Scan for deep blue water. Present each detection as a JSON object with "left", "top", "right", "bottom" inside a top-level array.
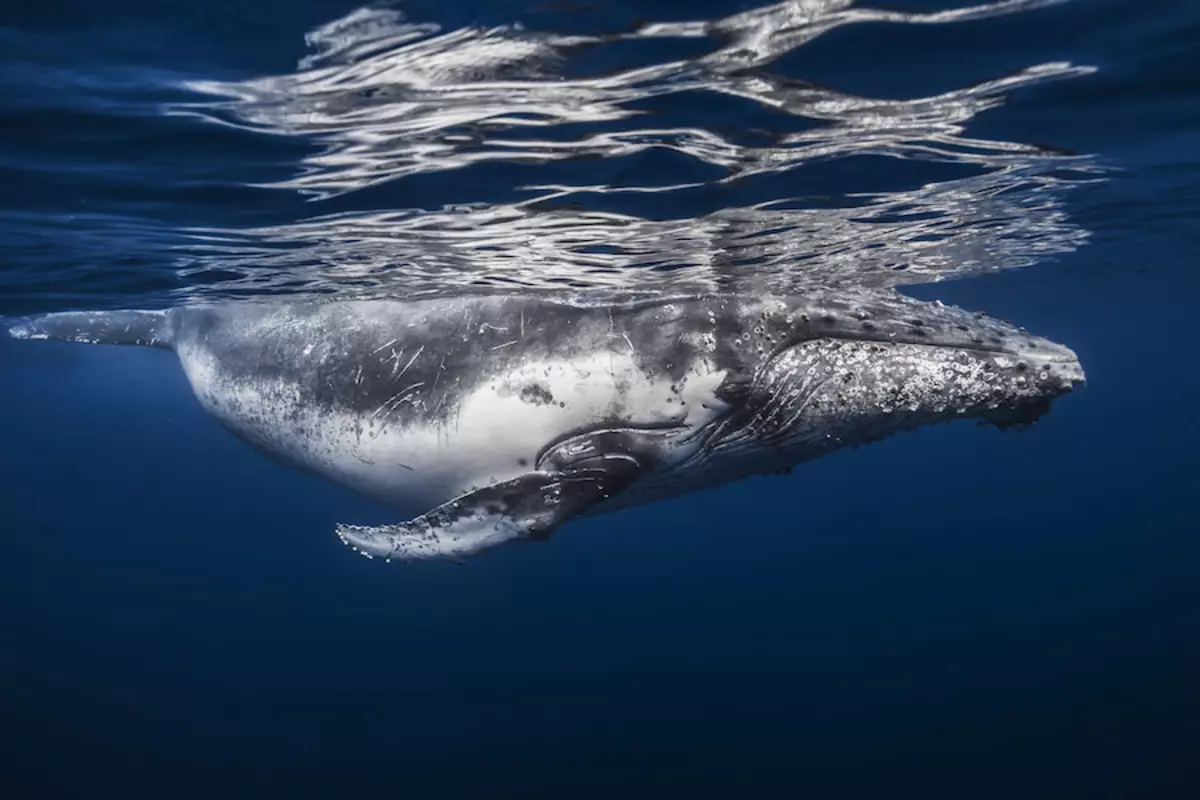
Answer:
[{"left": 2, "top": 0, "right": 1198, "bottom": 797}]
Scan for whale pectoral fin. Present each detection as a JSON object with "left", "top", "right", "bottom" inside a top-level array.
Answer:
[{"left": 336, "top": 458, "right": 643, "bottom": 563}]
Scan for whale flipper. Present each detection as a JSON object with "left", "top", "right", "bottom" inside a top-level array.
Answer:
[
  {"left": 336, "top": 460, "right": 644, "bottom": 562},
  {"left": 7, "top": 309, "right": 174, "bottom": 349}
]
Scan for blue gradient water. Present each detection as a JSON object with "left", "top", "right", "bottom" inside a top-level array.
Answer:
[{"left": 2, "top": 1, "right": 1197, "bottom": 797}]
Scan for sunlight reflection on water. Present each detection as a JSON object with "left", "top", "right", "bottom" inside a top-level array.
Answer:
[{"left": 168, "top": 0, "right": 1104, "bottom": 302}]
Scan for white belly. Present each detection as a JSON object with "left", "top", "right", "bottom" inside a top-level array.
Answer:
[{"left": 179, "top": 345, "right": 729, "bottom": 515}]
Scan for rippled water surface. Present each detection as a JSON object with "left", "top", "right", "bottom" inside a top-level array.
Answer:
[
  {"left": 3, "top": 0, "right": 1199, "bottom": 797},
  {"left": 1, "top": 0, "right": 1147, "bottom": 311}
]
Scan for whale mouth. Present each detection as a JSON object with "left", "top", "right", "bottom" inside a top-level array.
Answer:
[
  {"left": 810, "top": 321, "right": 1085, "bottom": 372},
  {"left": 803, "top": 329, "right": 1087, "bottom": 391}
]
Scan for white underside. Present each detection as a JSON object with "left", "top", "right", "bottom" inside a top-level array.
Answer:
[{"left": 177, "top": 343, "right": 730, "bottom": 517}]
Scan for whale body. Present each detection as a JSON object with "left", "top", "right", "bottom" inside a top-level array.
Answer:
[{"left": 8, "top": 289, "right": 1085, "bottom": 562}]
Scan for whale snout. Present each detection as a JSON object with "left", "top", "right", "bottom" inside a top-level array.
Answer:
[
  {"left": 997, "top": 332, "right": 1085, "bottom": 385},
  {"left": 1036, "top": 353, "right": 1086, "bottom": 396},
  {"left": 968, "top": 335, "right": 1084, "bottom": 429},
  {"left": 980, "top": 315, "right": 1085, "bottom": 397}
]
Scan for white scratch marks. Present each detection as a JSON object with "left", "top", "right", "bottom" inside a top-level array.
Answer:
[
  {"left": 431, "top": 354, "right": 446, "bottom": 395},
  {"left": 371, "top": 381, "right": 426, "bottom": 420},
  {"left": 370, "top": 338, "right": 399, "bottom": 356},
  {"left": 492, "top": 339, "right": 519, "bottom": 350},
  {"left": 388, "top": 347, "right": 406, "bottom": 376},
  {"left": 397, "top": 345, "right": 424, "bottom": 380}
]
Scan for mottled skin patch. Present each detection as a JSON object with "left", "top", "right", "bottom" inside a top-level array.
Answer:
[{"left": 519, "top": 382, "right": 555, "bottom": 406}]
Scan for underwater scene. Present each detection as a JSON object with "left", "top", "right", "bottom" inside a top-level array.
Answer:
[{"left": 1, "top": 0, "right": 1197, "bottom": 796}]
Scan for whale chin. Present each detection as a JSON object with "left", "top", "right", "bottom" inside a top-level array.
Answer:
[{"left": 980, "top": 394, "right": 1059, "bottom": 431}]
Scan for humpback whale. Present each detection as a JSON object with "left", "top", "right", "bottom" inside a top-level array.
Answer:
[{"left": 8, "top": 290, "right": 1084, "bottom": 562}]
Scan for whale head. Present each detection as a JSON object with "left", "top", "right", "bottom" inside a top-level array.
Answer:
[{"left": 704, "top": 290, "right": 1084, "bottom": 461}]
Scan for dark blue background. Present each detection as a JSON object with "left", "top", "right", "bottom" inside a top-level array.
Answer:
[{"left": 2, "top": 0, "right": 1198, "bottom": 797}]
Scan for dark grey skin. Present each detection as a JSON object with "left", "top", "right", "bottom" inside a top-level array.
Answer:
[{"left": 8, "top": 289, "right": 1085, "bottom": 562}]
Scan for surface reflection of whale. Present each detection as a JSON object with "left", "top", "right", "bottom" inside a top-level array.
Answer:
[{"left": 9, "top": 289, "right": 1084, "bottom": 563}]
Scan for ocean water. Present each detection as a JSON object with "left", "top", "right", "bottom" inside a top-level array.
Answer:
[{"left": 1, "top": 0, "right": 1197, "bottom": 796}]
